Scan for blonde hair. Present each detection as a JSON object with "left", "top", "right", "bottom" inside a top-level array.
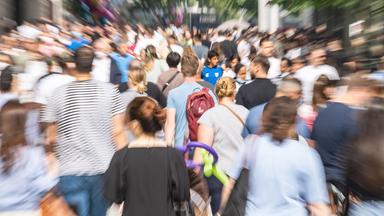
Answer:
[
  {"left": 215, "top": 77, "right": 236, "bottom": 98},
  {"left": 128, "top": 68, "right": 147, "bottom": 94}
]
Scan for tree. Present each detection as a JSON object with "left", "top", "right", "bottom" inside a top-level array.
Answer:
[{"left": 270, "top": 0, "right": 360, "bottom": 12}]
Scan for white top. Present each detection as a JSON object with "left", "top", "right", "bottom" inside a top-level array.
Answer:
[
  {"left": 169, "top": 44, "right": 184, "bottom": 56},
  {"left": 34, "top": 74, "right": 75, "bottom": 105},
  {"left": 295, "top": 64, "right": 339, "bottom": 104},
  {"left": 267, "top": 57, "right": 281, "bottom": 79},
  {"left": 92, "top": 57, "right": 112, "bottom": 83}
]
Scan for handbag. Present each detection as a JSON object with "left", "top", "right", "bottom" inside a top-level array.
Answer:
[{"left": 40, "top": 190, "right": 76, "bottom": 216}]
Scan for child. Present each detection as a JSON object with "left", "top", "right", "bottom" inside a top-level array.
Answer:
[
  {"left": 201, "top": 50, "right": 223, "bottom": 86},
  {"left": 234, "top": 63, "right": 250, "bottom": 91}
]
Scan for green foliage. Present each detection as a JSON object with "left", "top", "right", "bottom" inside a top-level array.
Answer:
[{"left": 270, "top": 0, "right": 360, "bottom": 12}]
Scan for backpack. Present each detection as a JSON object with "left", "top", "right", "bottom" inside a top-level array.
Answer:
[{"left": 186, "top": 88, "right": 215, "bottom": 142}]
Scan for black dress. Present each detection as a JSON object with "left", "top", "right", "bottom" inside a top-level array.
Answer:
[{"left": 104, "top": 147, "right": 190, "bottom": 216}]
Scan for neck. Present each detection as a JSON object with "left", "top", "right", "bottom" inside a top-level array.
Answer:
[
  {"left": 75, "top": 72, "right": 92, "bottom": 81},
  {"left": 255, "top": 73, "right": 267, "bottom": 79},
  {"left": 219, "top": 97, "right": 234, "bottom": 105},
  {"left": 184, "top": 76, "right": 196, "bottom": 83}
]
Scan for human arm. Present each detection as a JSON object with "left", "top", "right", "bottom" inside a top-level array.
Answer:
[
  {"left": 193, "top": 123, "right": 214, "bottom": 165},
  {"left": 165, "top": 108, "right": 176, "bottom": 146},
  {"left": 112, "top": 113, "right": 127, "bottom": 150}
]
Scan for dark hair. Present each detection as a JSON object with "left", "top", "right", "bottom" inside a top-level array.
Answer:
[
  {"left": 251, "top": 56, "right": 270, "bottom": 72},
  {"left": 207, "top": 49, "right": 219, "bottom": 60},
  {"left": 347, "top": 97, "right": 384, "bottom": 196},
  {"left": 144, "top": 45, "right": 158, "bottom": 59},
  {"left": 261, "top": 97, "right": 298, "bottom": 142},
  {"left": 74, "top": 46, "right": 95, "bottom": 73},
  {"left": 281, "top": 57, "right": 292, "bottom": 67},
  {"left": 166, "top": 52, "right": 181, "bottom": 68},
  {"left": 0, "top": 66, "right": 14, "bottom": 92},
  {"left": 312, "top": 75, "right": 331, "bottom": 108},
  {"left": 0, "top": 100, "right": 27, "bottom": 173},
  {"left": 229, "top": 54, "right": 241, "bottom": 63},
  {"left": 259, "top": 37, "right": 272, "bottom": 47},
  {"left": 125, "top": 97, "right": 164, "bottom": 135},
  {"left": 234, "top": 63, "right": 245, "bottom": 75}
]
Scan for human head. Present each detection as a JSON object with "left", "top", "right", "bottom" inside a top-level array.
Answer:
[
  {"left": 0, "top": 100, "right": 27, "bottom": 173},
  {"left": 193, "top": 34, "right": 202, "bottom": 44},
  {"left": 143, "top": 45, "right": 158, "bottom": 60},
  {"left": 125, "top": 96, "right": 164, "bottom": 136},
  {"left": 261, "top": 96, "right": 298, "bottom": 142},
  {"left": 312, "top": 75, "right": 336, "bottom": 107},
  {"left": 229, "top": 54, "right": 241, "bottom": 70},
  {"left": 249, "top": 56, "right": 270, "bottom": 79},
  {"left": 276, "top": 77, "right": 302, "bottom": 101},
  {"left": 215, "top": 77, "right": 236, "bottom": 99},
  {"left": 206, "top": 50, "right": 219, "bottom": 67},
  {"left": 74, "top": 46, "right": 95, "bottom": 73},
  {"left": 347, "top": 97, "right": 384, "bottom": 196},
  {"left": 181, "top": 47, "right": 199, "bottom": 77},
  {"left": 234, "top": 63, "right": 247, "bottom": 81},
  {"left": 93, "top": 38, "right": 111, "bottom": 54},
  {"left": 341, "top": 73, "right": 378, "bottom": 106},
  {"left": 309, "top": 46, "right": 327, "bottom": 66},
  {"left": 166, "top": 52, "right": 181, "bottom": 68},
  {"left": 291, "top": 57, "right": 306, "bottom": 73},
  {"left": 280, "top": 57, "right": 292, "bottom": 73},
  {"left": 128, "top": 68, "right": 147, "bottom": 94},
  {"left": 0, "top": 66, "right": 16, "bottom": 93},
  {"left": 259, "top": 37, "right": 274, "bottom": 57}
]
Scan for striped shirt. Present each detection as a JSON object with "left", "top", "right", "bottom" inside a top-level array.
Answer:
[{"left": 41, "top": 80, "right": 124, "bottom": 176}]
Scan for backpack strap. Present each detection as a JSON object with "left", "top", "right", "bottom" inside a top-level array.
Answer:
[
  {"left": 162, "top": 71, "right": 180, "bottom": 93},
  {"left": 221, "top": 104, "right": 252, "bottom": 134}
]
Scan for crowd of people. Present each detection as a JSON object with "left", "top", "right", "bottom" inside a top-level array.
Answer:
[{"left": 0, "top": 18, "right": 384, "bottom": 216}]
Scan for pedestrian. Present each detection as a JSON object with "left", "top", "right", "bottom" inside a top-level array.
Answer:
[
  {"left": 142, "top": 45, "right": 168, "bottom": 83},
  {"left": 258, "top": 37, "right": 281, "bottom": 79},
  {"left": 41, "top": 46, "right": 126, "bottom": 216},
  {"left": 236, "top": 56, "right": 276, "bottom": 109},
  {"left": 157, "top": 52, "right": 184, "bottom": 97},
  {"left": 196, "top": 77, "right": 248, "bottom": 214},
  {"left": 220, "top": 96, "right": 330, "bottom": 216},
  {"left": 104, "top": 96, "right": 190, "bottom": 216},
  {"left": 201, "top": 50, "right": 224, "bottom": 86}
]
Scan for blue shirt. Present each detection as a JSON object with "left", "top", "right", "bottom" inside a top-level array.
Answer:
[
  {"left": 0, "top": 146, "right": 57, "bottom": 211},
  {"left": 66, "top": 38, "right": 91, "bottom": 52},
  {"left": 167, "top": 82, "right": 217, "bottom": 147},
  {"left": 228, "top": 135, "right": 329, "bottom": 216},
  {"left": 201, "top": 66, "right": 223, "bottom": 86},
  {"left": 242, "top": 103, "right": 310, "bottom": 139},
  {"left": 110, "top": 52, "right": 134, "bottom": 83}
]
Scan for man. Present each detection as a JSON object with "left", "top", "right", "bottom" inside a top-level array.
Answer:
[
  {"left": 168, "top": 34, "right": 184, "bottom": 56},
  {"left": 92, "top": 38, "right": 121, "bottom": 85},
  {"left": 42, "top": 47, "right": 126, "bottom": 216},
  {"left": 242, "top": 78, "right": 310, "bottom": 140},
  {"left": 165, "top": 50, "right": 216, "bottom": 147},
  {"left": 192, "top": 34, "right": 209, "bottom": 61},
  {"left": 236, "top": 56, "right": 276, "bottom": 109},
  {"left": 258, "top": 37, "right": 281, "bottom": 79},
  {"left": 110, "top": 43, "right": 134, "bottom": 83},
  {"left": 295, "top": 46, "right": 340, "bottom": 104},
  {"left": 157, "top": 52, "right": 184, "bottom": 97},
  {"left": 311, "top": 75, "right": 377, "bottom": 195}
]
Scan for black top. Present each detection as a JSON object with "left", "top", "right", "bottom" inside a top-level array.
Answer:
[
  {"left": 104, "top": 147, "right": 190, "bottom": 216},
  {"left": 119, "top": 82, "right": 167, "bottom": 108},
  {"left": 311, "top": 102, "right": 358, "bottom": 183},
  {"left": 235, "top": 78, "right": 276, "bottom": 109}
]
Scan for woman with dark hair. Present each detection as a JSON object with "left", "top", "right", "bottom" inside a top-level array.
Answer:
[
  {"left": 104, "top": 96, "right": 190, "bottom": 216},
  {"left": 0, "top": 100, "right": 57, "bottom": 214},
  {"left": 219, "top": 97, "right": 330, "bottom": 216},
  {"left": 142, "top": 45, "right": 168, "bottom": 83},
  {"left": 233, "top": 63, "right": 250, "bottom": 91},
  {"left": 347, "top": 97, "right": 384, "bottom": 215}
]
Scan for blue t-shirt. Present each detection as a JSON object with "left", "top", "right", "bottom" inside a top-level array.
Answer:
[
  {"left": 228, "top": 135, "right": 329, "bottom": 216},
  {"left": 66, "top": 38, "right": 91, "bottom": 52},
  {"left": 201, "top": 66, "right": 223, "bottom": 86},
  {"left": 242, "top": 102, "right": 310, "bottom": 139},
  {"left": 167, "top": 82, "right": 217, "bottom": 147},
  {"left": 311, "top": 102, "right": 359, "bottom": 183},
  {"left": 110, "top": 52, "right": 134, "bottom": 83}
]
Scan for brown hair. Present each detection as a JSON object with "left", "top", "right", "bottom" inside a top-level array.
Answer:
[
  {"left": 125, "top": 97, "right": 165, "bottom": 135},
  {"left": 261, "top": 97, "right": 297, "bottom": 142},
  {"left": 0, "top": 100, "right": 27, "bottom": 173},
  {"left": 312, "top": 75, "right": 331, "bottom": 108},
  {"left": 181, "top": 46, "right": 199, "bottom": 77},
  {"left": 215, "top": 77, "right": 236, "bottom": 98},
  {"left": 251, "top": 56, "right": 270, "bottom": 73}
]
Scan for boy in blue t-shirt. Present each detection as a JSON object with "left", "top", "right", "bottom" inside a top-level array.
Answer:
[{"left": 201, "top": 50, "right": 223, "bottom": 86}]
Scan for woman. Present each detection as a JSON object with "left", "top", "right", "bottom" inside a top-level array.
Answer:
[
  {"left": 220, "top": 96, "right": 330, "bottom": 216},
  {"left": 142, "top": 45, "right": 168, "bottom": 83},
  {"left": 0, "top": 100, "right": 57, "bottom": 214},
  {"left": 104, "top": 96, "right": 190, "bottom": 216},
  {"left": 347, "top": 97, "right": 384, "bottom": 215},
  {"left": 234, "top": 63, "right": 250, "bottom": 91},
  {"left": 197, "top": 77, "right": 249, "bottom": 214}
]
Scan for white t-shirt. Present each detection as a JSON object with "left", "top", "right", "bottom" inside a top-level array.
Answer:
[
  {"left": 295, "top": 64, "right": 339, "bottom": 104},
  {"left": 169, "top": 44, "right": 184, "bottom": 56},
  {"left": 267, "top": 57, "right": 281, "bottom": 79},
  {"left": 34, "top": 74, "right": 75, "bottom": 105},
  {"left": 92, "top": 57, "right": 112, "bottom": 83}
]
